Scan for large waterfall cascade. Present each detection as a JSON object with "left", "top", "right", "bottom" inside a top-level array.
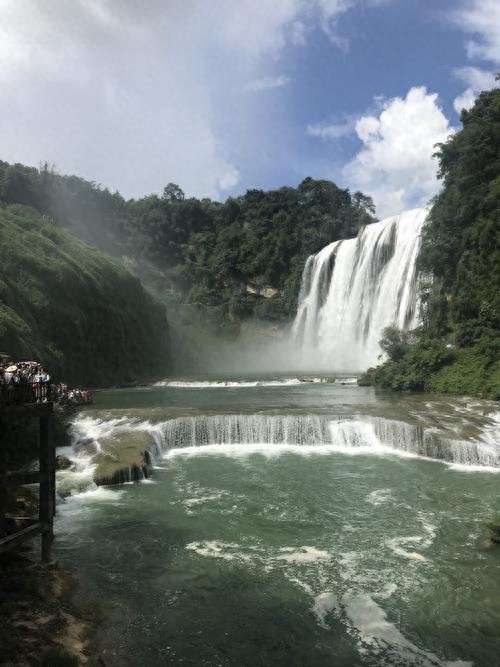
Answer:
[{"left": 293, "top": 208, "right": 429, "bottom": 371}]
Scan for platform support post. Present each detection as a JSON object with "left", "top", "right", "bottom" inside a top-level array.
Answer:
[{"left": 39, "top": 413, "right": 54, "bottom": 562}]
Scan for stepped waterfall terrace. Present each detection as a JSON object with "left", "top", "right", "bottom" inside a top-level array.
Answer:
[
  {"left": 52, "top": 381, "right": 500, "bottom": 666},
  {"left": 66, "top": 406, "right": 500, "bottom": 487}
]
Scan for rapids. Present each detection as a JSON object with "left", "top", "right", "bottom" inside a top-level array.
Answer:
[{"left": 54, "top": 381, "right": 500, "bottom": 665}]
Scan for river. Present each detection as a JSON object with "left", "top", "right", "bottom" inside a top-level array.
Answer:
[{"left": 54, "top": 376, "right": 500, "bottom": 666}]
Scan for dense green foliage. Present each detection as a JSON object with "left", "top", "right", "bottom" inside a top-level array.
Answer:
[
  {"left": 364, "top": 87, "right": 500, "bottom": 398},
  {"left": 126, "top": 180, "right": 375, "bottom": 321},
  {"left": 0, "top": 161, "right": 376, "bottom": 323},
  {"left": 361, "top": 327, "right": 458, "bottom": 391},
  {"left": 0, "top": 204, "right": 169, "bottom": 386}
]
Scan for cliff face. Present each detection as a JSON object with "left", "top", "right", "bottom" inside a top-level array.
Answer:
[{"left": 0, "top": 204, "right": 170, "bottom": 386}]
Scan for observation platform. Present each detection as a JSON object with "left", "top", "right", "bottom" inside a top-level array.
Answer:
[{"left": 0, "top": 382, "right": 55, "bottom": 561}]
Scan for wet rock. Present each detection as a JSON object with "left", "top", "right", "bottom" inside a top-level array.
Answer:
[
  {"left": 92, "top": 431, "right": 155, "bottom": 487},
  {"left": 95, "top": 463, "right": 151, "bottom": 486},
  {"left": 56, "top": 454, "right": 73, "bottom": 471}
]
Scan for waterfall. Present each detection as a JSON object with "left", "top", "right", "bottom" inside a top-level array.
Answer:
[
  {"left": 293, "top": 208, "right": 429, "bottom": 371},
  {"left": 151, "top": 414, "right": 499, "bottom": 469},
  {"left": 61, "top": 412, "right": 500, "bottom": 494}
]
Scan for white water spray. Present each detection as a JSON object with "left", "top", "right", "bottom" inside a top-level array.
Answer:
[
  {"left": 293, "top": 208, "right": 428, "bottom": 371},
  {"left": 60, "top": 408, "right": 500, "bottom": 498}
]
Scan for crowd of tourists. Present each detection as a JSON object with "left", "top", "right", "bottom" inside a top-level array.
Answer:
[
  {"left": 56, "top": 384, "right": 92, "bottom": 406},
  {"left": 0, "top": 358, "right": 92, "bottom": 406}
]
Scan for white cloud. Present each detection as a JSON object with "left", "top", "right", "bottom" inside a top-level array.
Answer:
[
  {"left": 343, "top": 87, "right": 455, "bottom": 218},
  {"left": 243, "top": 75, "right": 291, "bottom": 93},
  {"left": 217, "top": 164, "right": 241, "bottom": 191},
  {"left": 306, "top": 117, "right": 356, "bottom": 139},
  {"left": 452, "top": 0, "right": 500, "bottom": 64},
  {"left": 290, "top": 20, "right": 307, "bottom": 45},
  {"left": 455, "top": 65, "right": 498, "bottom": 90},
  {"left": 0, "top": 0, "right": 379, "bottom": 200},
  {"left": 313, "top": 0, "right": 353, "bottom": 49},
  {"left": 312, "top": 0, "right": 392, "bottom": 47},
  {"left": 453, "top": 89, "right": 477, "bottom": 114},
  {"left": 452, "top": 66, "right": 498, "bottom": 114}
]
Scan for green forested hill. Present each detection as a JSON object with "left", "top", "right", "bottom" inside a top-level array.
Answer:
[
  {"left": 0, "top": 205, "right": 169, "bottom": 386},
  {"left": 0, "top": 161, "right": 376, "bottom": 323},
  {"left": 364, "top": 86, "right": 500, "bottom": 399},
  {"left": 0, "top": 160, "right": 376, "bottom": 369},
  {"left": 124, "top": 180, "right": 376, "bottom": 322}
]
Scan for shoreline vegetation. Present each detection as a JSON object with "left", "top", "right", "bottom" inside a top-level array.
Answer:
[{"left": 360, "top": 86, "right": 500, "bottom": 401}]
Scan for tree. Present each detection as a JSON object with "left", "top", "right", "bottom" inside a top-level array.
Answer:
[
  {"left": 162, "top": 183, "right": 185, "bottom": 202},
  {"left": 379, "top": 326, "right": 411, "bottom": 362}
]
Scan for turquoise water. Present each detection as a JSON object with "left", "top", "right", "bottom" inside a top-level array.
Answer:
[{"left": 54, "top": 381, "right": 500, "bottom": 666}]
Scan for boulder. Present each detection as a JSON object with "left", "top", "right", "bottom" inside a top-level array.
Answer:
[
  {"left": 92, "top": 431, "right": 155, "bottom": 486},
  {"left": 55, "top": 454, "right": 73, "bottom": 471}
]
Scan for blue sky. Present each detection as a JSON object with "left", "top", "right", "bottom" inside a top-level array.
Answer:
[{"left": 0, "top": 0, "right": 499, "bottom": 217}]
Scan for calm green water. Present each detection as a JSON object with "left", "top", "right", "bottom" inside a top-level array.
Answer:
[{"left": 54, "top": 380, "right": 500, "bottom": 666}]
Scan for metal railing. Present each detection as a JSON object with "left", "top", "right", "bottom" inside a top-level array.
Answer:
[{"left": 0, "top": 382, "right": 52, "bottom": 407}]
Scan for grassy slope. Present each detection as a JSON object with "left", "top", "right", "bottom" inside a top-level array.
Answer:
[{"left": 0, "top": 204, "right": 169, "bottom": 386}]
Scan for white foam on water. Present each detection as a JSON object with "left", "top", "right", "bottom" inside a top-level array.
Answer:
[
  {"left": 386, "top": 536, "right": 428, "bottom": 562},
  {"left": 183, "top": 493, "right": 225, "bottom": 507},
  {"left": 342, "top": 593, "right": 472, "bottom": 667},
  {"left": 66, "top": 486, "right": 125, "bottom": 502},
  {"left": 182, "top": 492, "right": 228, "bottom": 514},
  {"left": 375, "top": 583, "right": 398, "bottom": 600},
  {"left": 70, "top": 415, "right": 138, "bottom": 451},
  {"left": 185, "top": 541, "right": 252, "bottom": 562},
  {"left": 181, "top": 532, "right": 470, "bottom": 667},
  {"left": 419, "top": 513, "right": 437, "bottom": 540},
  {"left": 386, "top": 514, "right": 436, "bottom": 562},
  {"left": 345, "top": 592, "right": 409, "bottom": 647},
  {"left": 312, "top": 592, "right": 339, "bottom": 628},
  {"left": 163, "top": 441, "right": 417, "bottom": 461},
  {"left": 154, "top": 378, "right": 328, "bottom": 388},
  {"left": 366, "top": 488, "right": 393, "bottom": 506},
  {"left": 337, "top": 551, "right": 363, "bottom": 587},
  {"left": 447, "top": 462, "right": 500, "bottom": 474},
  {"left": 57, "top": 470, "right": 97, "bottom": 497},
  {"left": 277, "top": 546, "right": 331, "bottom": 564}
]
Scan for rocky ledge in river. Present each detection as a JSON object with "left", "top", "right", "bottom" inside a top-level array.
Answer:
[{"left": 91, "top": 430, "right": 155, "bottom": 487}]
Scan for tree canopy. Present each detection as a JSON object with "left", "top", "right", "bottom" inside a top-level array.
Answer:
[
  {"left": 0, "top": 161, "right": 376, "bottom": 323},
  {"left": 363, "top": 86, "right": 500, "bottom": 399}
]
